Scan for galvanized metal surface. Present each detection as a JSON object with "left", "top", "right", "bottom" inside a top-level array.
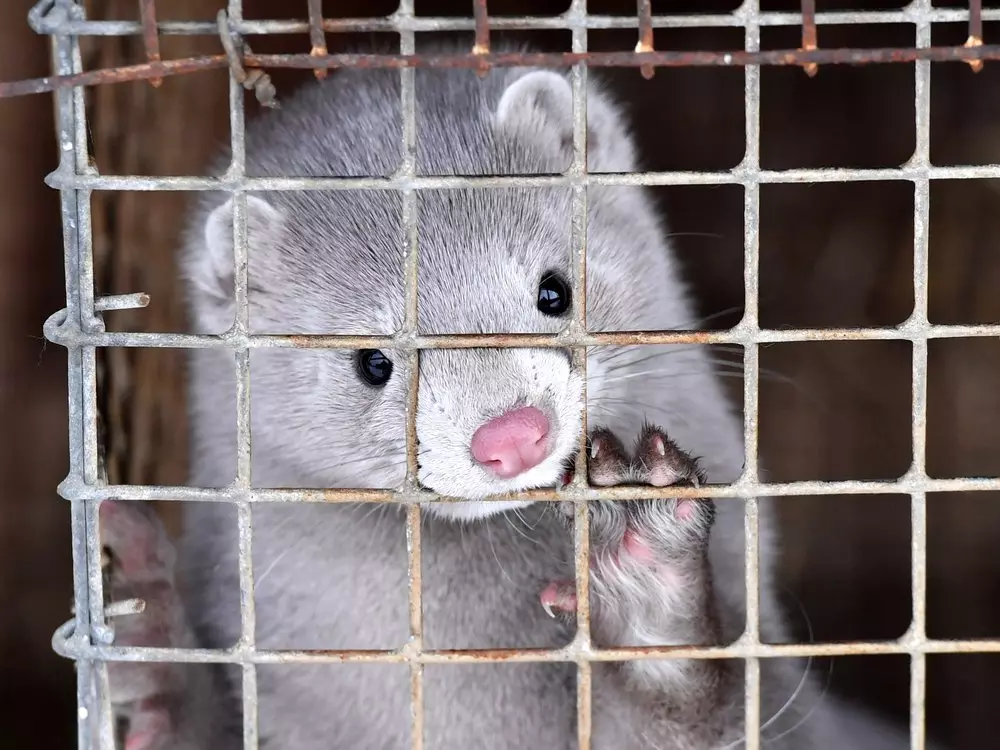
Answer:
[{"left": 31, "top": 0, "right": 1000, "bottom": 748}]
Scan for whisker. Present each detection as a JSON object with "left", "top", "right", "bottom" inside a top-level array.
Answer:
[
  {"left": 589, "top": 345, "right": 643, "bottom": 368},
  {"left": 758, "top": 592, "right": 815, "bottom": 739},
  {"left": 595, "top": 345, "right": 747, "bottom": 378},
  {"left": 253, "top": 546, "right": 294, "bottom": 592},
  {"left": 583, "top": 306, "right": 745, "bottom": 360},
  {"left": 759, "top": 658, "right": 834, "bottom": 747},
  {"left": 669, "top": 304, "right": 746, "bottom": 330},
  {"left": 717, "top": 591, "right": 831, "bottom": 749},
  {"left": 485, "top": 521, "right": 513, "bottom": 584},
  {"left": 512, "top": 506, "right": 544, "bottom": 533},
  {"left": 332, "top": 451, "right": 406, "bottom": 471},
  {"left": 585, "top": 397, "right": 697, "bottom": 428},
  {"left": 504, "top": 511, "right": 537, "bottom": 546},
  {"left": 592, "top": 362, "right": 806, "bottom": 397},
  {"left": 664, "top": 231, "right": 726, "bottom": 241},
  {"left": 596, "top": 346, "right": 707, "bottom": 375},
  {"left": 704, "top": 359, "right": 824, "bottom": 408}
]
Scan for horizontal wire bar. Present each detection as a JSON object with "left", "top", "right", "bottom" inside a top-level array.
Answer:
[
  {"left": 41, "top": 318, "right": 1000, "bottom": 351},
  {"left": 27, "top": 6, "right": 1000, "bottom": 37},
  {"left": 246, "top": 45, "right": 1000, "bottom": 71},
  {"left": 50, "top": 623, "right": 1000, "bottom": 665},
  {"left": 41, "top": 163, "right": 1000, "bottom": 192},
  {"left": 6, "top": 42, "right": 1000, "bottom": 99},
  {"left": 55, "top": 474, "right": 1000, "bottom": 505}
]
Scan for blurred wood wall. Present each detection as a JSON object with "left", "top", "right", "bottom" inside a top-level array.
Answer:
[
  {"left": 0, "top": 0, "right": 74, "bottom": 746},
  {"left": 4, "top": 1, "right": 1000, "bottom": 747}
]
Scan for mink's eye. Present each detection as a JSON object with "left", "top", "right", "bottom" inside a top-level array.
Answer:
[
  {"left": 357, "top": 349, "right": 393, "bottom": 387},
  {"left": 537, "top": 272, "right": 571, "bottom": 317}
]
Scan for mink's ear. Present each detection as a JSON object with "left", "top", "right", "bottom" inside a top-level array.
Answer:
[
  {"left": 495, "top": 70, "right": 574, "bottom": 156},
  {"left": 186, "top": 195, "right": 285, "bottom": 333},
  {"left": 494, "top": 70, "right": 636, "bottom": 172}
]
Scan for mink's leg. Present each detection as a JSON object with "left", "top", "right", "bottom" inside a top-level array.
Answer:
[
  {"left": 100, "top": 501, "right": 236, "bottom": 750},
  {"left": 542, "top": 426, "right": 742, "bottom": 748}
]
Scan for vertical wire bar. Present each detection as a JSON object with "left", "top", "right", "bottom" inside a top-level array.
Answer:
[
  {"left": 472, "top": 0, "right": 490, "bottom": 55},
  {"left": 567, "top": 1, "right": 592, "bottom": 747},
  {"left": 396, "top": 2, "right": 424, "bottom": 747},
  {"left": 908, "top": 5, "right": 932, "bottom": 748},
  {"left": 306, "top": 0, "right": 328, "bottom": 80},
  {"left": 49, "top": 2, "right": 102, "bottom": 745},
  {"left": 740, "top": 1, "right": 763, "bottom": 747},
  {"left": 63, "top": 2, "right": 116, "bottom": 745},
  {"left": 800, "top": 0, "right": 818, "bottom": 77},
  {"left": 966, "top": 0, "right": 984, "bottom": 72},
  {"left": 969, "top": 0, "right": 983, "bottom": 43},
  {"left": 225, "top": 2, "right": 258, "bottom": 748},
  {"left": 635, "top": 0, "right": 654, "bottom": 79},
  {"left": 68, "top": 2, "right": 103, "bottom": 633},
  {"left": 138, "top": 0, "right": 162, "bottom": 86},
  {"left": 74, "top": 84, "right": 111, "bottom": 750}
]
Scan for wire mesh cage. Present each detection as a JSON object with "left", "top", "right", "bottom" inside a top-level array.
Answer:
[{"left": 11, "top": 0, "right": 1000, "bottom": 748}]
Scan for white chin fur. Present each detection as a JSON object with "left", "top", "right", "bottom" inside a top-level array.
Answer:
[{"left": 419, "top": 454, "right": 569, "bottom": 521}]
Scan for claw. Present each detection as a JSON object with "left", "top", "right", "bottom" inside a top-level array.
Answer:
[
  {"left": 539, "top": 580, "right": 577, "bottom": 618},
  {"left": 652, "top": 433, "right": 666, "bottom": 456}
]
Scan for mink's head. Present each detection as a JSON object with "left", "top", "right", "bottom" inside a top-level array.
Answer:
[{"left": 182, "top": 64, "right": 679, "bottom": 521}]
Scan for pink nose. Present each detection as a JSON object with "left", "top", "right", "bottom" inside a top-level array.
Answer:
[{"left": 470, "top": 406, "right": 551, "bottom": 479}]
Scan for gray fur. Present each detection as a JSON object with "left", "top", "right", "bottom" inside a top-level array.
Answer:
[{"left": 105, "top": 48, "right": 932, "bottom": 749}]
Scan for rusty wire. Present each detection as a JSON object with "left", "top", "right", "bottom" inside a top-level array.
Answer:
[
  {"left": 967, "top": 0, "right": 984, "bottom": 72},
  {"left": 3, "top": 44, "right": 999, "bottom": 101},
  {"left": 2, "top": 2, "right": 998, "bottom": 100},
  {"left": 800, "top": 0, "right": 818, "bottom": 77},
  {"left": 635, "top": 0, "right": 655, "bottom": 79},
  {"left": 306, "top": 0, "right": 327, "bottom": 80},
  {"left": 472, "top": 0, "right": 490, "bottom": 55},
  {"left": 137, "top": 0, "right": 161, "bottom": 86},
  {"left": 28, "top": 0, "right": 1000, "bottom": 749},
  {"left": 216, "top": 10, "right": 279, "bottom": 109}
]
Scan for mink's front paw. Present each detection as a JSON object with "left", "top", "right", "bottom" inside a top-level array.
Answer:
[
  {"left": 619, "top": 424, "right": 713, "bottom": 563},
  {"left": 540, "top": 425, "right": 716, "bottom": 649}
]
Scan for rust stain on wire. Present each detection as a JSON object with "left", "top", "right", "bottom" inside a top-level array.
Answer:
[
  {"left": 138, "top": 0, "right": 162, "bottom": 86},
  {"left": 966, "top": 0, "right": 984, "bottom": 73},
  {"left": 307, "top": 0, "right": 328, "bottom": 81},
  {"left": 5, "top": 43, "right": 1000, "bottom": 100},
  {"left": 472, "top": 0, "right": 490, "bottom": 55},
  {"left": 216, "top": 10, "right": 279, "bottom": 108},
  {"left": 635, "top": 0, "right": 655, "bottom": 79},
  {"left": 51, "top": 623, "right": 1000, "bottom": 665},
  {"left": 0, "top": 55, "right": 226, "bottom": 99},
  {"left": 800, "top": 0, "right": 818, "bottom": 77},
  {"left": 472, "top": 0, "right": 491, "bottom": 77},
  {"left": 1, "top": 44, "right": 998, "bottom": 99},
  {"left": 230, "top": 45, "right": 1000, "bottom": 72}
]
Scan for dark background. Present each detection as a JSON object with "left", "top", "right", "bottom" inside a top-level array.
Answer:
[{"left": 3, "top": 0, "right": 1000, "bottom": 747}]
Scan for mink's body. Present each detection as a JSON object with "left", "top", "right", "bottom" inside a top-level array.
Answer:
[{"left": 100, "top": 51, "right": 927, "bottom": 749}]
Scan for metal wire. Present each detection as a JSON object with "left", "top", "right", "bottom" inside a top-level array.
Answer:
[
  {"left": 3, "top": 1, "right": 999, "bottom": 99},
  {"left": 31, "top": 0, "right": 1000, "bottom": 748},
  {"left": 908, "top": 4, "right": 933, "bottom": 745},
  {"left": 741, "top": 5, "right": 763, "bottom": 745}
]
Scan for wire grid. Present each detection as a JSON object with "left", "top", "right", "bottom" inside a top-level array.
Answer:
[{"left": 33, "top": 0, "right": 1000, "bottom": 748}]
